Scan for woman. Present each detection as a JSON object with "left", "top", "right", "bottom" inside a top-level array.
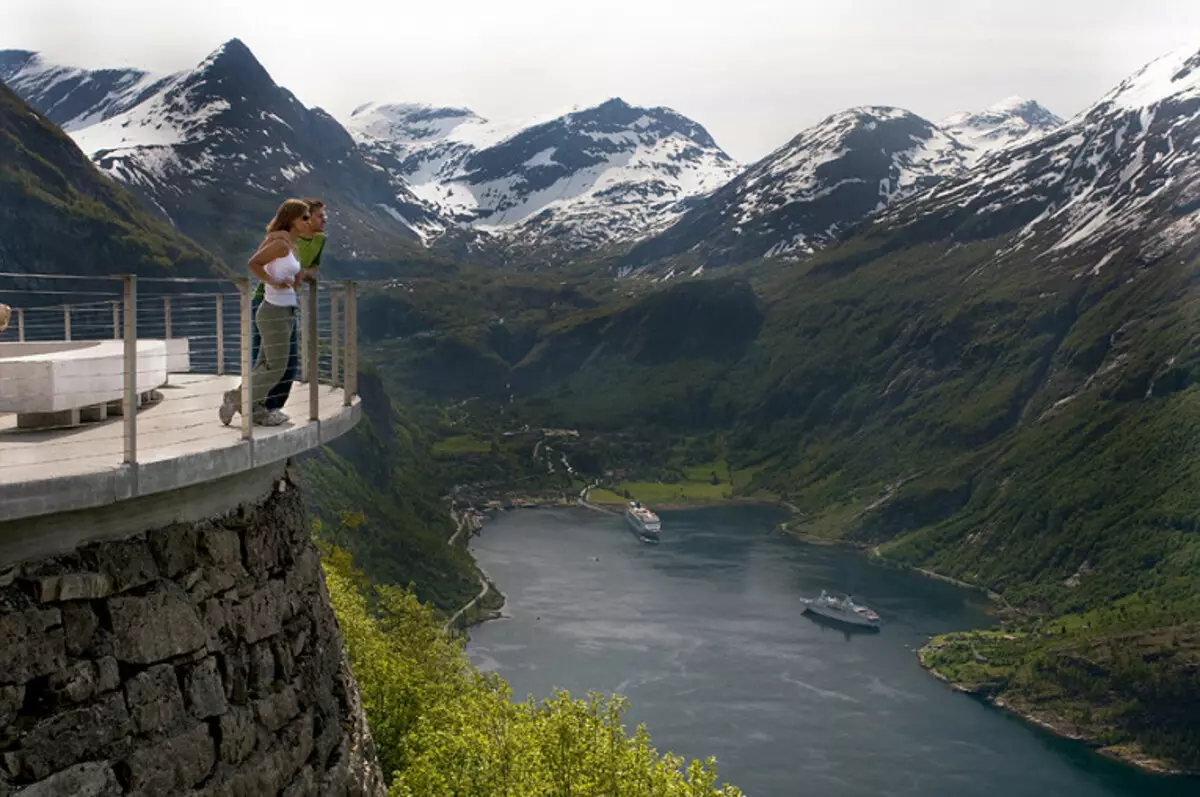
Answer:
[{"left": 219, "top": 199, "right": 317, "bottom": 426}]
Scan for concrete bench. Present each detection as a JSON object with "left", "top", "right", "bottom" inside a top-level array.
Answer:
[
  {"left": 0, "top": 339, "right": 190, "bottom": 428},
  {"left": 164, "top": 338, "right": 190, "bottom": 374}
]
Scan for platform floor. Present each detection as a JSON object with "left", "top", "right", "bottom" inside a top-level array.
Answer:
[{"left": 0, "top": 374, "right": 358, "bottom": 521}]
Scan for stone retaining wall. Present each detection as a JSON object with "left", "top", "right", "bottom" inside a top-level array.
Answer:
[{"left": 0, "top": 470, "right": 386, "bottom": 797}]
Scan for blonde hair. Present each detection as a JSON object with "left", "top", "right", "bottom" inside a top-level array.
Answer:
[{"left": 266, "top": 199, "right": 310, "bottom": 233}]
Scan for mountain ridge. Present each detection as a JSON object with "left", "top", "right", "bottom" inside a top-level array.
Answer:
[
  {"left": 889, "top": 44, "right": 1200, "bottom": 262},
  {"left": 1, "top": 39, "right": 452, "bottom": 268},
  {"left": 622, "top": 105, "right": 974, "bottom": 270},
  {"left": 3, "top": 39, "right": 1083, "bottom": 269},
  {"left": 348, "top": 95, "right": 740, "bottom": 251}
]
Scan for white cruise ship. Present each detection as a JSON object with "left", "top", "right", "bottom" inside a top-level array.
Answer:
[
  {"left": 803, "top": 590, "right": 881, "bottom": 630},
  {"left": 625, "top": 501, "right": 661, "bottom": 543}
]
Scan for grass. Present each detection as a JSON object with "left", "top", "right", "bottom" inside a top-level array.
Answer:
[
  {"left": 586, "top": 457, "right": 782, "bottom": 507},
  {"left": 624, "top": 480, "right": 734, "bottom": 503},
  {"left": 681, "top": 460, "right": 733, "bottom": 484},
  {"left": 593, "top": 480, "right": 741, "bottom": 505},
  {"left": 587, "top": 488, "right": 629, "bottom": 505}
]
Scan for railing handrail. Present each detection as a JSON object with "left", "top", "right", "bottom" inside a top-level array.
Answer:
[
  {"left": 1, "top": 273, "right": 359, "bottom": 484},
  {"left": 0, "top": 271, "right": 234, "bottom": 284}
]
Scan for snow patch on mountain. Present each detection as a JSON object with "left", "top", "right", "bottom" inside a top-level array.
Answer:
[
  {"left": 465, "top": 125, "right": 735, "bottom": 226},
  {"left": 1102, "top": 47, "right": 1200, "bottom": 110},
  {"left": 347, "top": 103, "right": 517, "bottom": 150},
  {"left": 377, "top": 203, "right": 440, "bottom": 245},
  {"left": 941, "top": 96, "right": 1064, "bottom": 164},
  {"left": 74, "top": 93, "right": 231, "bottom": 154},
  {"left": 345, "top": 102, "right": 536, "bottom": 189}
]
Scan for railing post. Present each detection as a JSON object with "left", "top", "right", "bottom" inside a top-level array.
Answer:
[
  {"left": 345, "top": 281, "right": 357, "bottom": 404},
  {"left": 330, "top": 287, "right": 340, "bottom": 388},
  {"left": 164, "top": 296, "right": 173, "bottom": 339},
  {"left": 307, "top": 283, "right": 319, "bottom": 422},
  {"left": 16, "top": 308, "right": 24, "bottom": 342},
  {"left": 239, "top": 279, "right": 252, "bottom": 441},
  {"left": 112, "top": 301, "right": 120, "bottom": 339},
  {"left": 216, "top": 294, "right": 225, "bottom": 376},
  {"left": 64, "top": 305, "right": 71, "bottom": 341},
  {"left": 122, "top": 276, "right": 137, "bottom": 470},
  {"left": 298, "top": 299, "right": 309, "bottom": 384}
]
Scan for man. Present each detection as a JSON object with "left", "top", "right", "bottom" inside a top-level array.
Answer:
[
  {"left": 0, "top": 304, "right": 10, "bottom": 333},
  {"left": 251, "top": 198, "right": 327, "bottom": 422}
]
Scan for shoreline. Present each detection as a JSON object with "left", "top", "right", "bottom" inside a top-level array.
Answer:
[
  {"left": 586, "top": 493, "right": 798, "bottom": 514},
  {"left": 779, "top": 526, "right": 866, "bottom": 548},
  {"left": 916, "top": 648, "right": 1198, "bottom": 778},
  {"left": 446, "top": 507, "right": 506, "bottom": 634},
  {"left": 865, "top": 547, "right": 1017, "bottom": 615}
]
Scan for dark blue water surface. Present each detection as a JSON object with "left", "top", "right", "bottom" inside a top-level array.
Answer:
[{"left": 467, "top": 506, "right": 1196, "bottom": 797}]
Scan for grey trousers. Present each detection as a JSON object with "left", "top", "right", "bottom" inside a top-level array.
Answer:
[{"left": 242, "top": 302, "right": 296, "bottom": 415}]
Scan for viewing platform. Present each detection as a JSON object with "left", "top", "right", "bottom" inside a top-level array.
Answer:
[{"left": 0, "top": 272, "right": 360, "bottom": 549}]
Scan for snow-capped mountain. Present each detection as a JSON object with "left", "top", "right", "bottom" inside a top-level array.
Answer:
[
  {"left": 0, "top": 40, "right": 447, "bottom": 262},
  {"left": 941, "top": 96, "right": 1064, "bottom": 164},
  {"left": 348, "top": 97, "right": 740, "bottom": 250},
  {"left": 625, "top": 106, "right": 971, "bottom": 269},
  {"left": 346, "top": 102, "right": 520, "bottom": 192},
  {"left": 0, "top": 50, "right": 171, "bottom": 131},
  {"left": 895, "top": 45, "right": 1200, "bottom": 266}
]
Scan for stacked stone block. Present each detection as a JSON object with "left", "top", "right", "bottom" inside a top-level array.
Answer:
[{"left": 0, "top": 476, "right": 385, "bottom": 797}]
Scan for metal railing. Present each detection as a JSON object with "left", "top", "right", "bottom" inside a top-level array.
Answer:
[{"left": 0, "top": 272, "right": 358, "bottom": 482}]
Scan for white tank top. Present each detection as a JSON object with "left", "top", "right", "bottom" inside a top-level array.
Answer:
[{"left": 262, "top": 250, "right": 301, "bottom": 307}]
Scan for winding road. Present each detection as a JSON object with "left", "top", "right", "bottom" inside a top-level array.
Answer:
[{"left": 444, "top": 573, "right": 490, "bottom": 634}]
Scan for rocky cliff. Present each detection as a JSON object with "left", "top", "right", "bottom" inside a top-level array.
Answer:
[{"left": 0, "top": 469, "right": 385, "bottom": 797}]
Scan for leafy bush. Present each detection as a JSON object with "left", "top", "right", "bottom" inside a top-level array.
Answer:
[{"left": 323, "top": 545, "right": 744, "bottom": 796}]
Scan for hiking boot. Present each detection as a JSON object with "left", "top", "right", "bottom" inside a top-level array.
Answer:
[
  {"left": 253, "top": 409, "right": 286, "bottom": 427},
  {"left": 218, "top": 389, "right": 238, "bottom": 426}
]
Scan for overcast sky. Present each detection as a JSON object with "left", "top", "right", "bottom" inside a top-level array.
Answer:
[{"left": 4, "top": 0, "right": 1199, "bottom": 161}]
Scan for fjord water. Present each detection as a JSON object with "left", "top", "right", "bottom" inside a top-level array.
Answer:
[{"left": 466, "top": 506, "right": 1193, "bottom": 797}]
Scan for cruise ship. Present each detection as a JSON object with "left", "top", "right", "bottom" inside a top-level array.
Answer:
[
  {"left": 625, "top": 501, "right": 661, "bottom": 543},
  {"left": 803, "top": 590, "right": 881, "bottom": 630}
]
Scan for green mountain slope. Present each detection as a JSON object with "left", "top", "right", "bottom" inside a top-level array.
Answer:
[
  {"left": 0, "top": 79, "right": 223, "bottom": 278},
  {"left": 510, "top": 277, "right": 763, "bottom": 428},
  {"left": 299, "top": 367, "right": 484, "bottom": 612}
]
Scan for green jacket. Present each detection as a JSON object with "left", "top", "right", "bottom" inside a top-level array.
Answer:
[{"left": 253, "top": 233, "right": 326, "bottom": 301}]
